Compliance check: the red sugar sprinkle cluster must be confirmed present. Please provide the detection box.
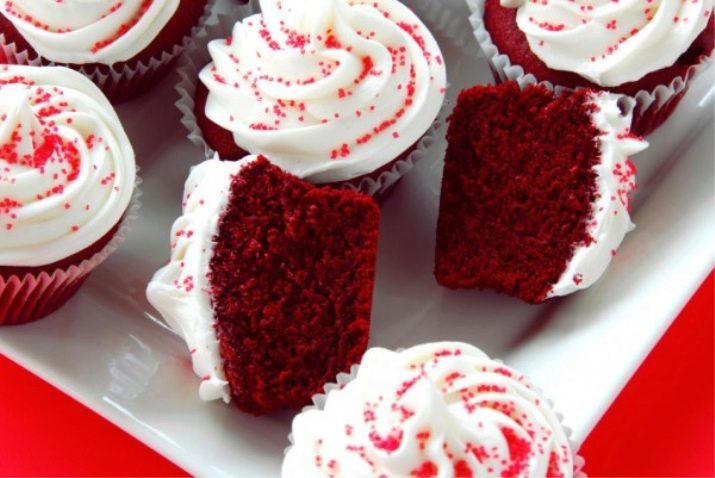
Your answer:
[307,346,567,476]
[435,82,607,303]
[0,77,110,233]
[199,0,444,162]
[208,156,379,414]
[4,0,154,52]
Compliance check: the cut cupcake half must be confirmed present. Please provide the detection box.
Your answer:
[435,81,648,303]
[147,155,380,414]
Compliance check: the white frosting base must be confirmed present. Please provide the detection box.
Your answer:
[548,92,648,298]
[502,0,713,86]
[146,156,257,403]
[1,0,180,65]
[200,0,446,183]
[0,65,135,267]
[283,342,574,478]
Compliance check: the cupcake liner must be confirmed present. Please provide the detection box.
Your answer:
[465,0,713,136]
[286,355,586,477]
[0,0,217,103]
[176,9,447,198]
[0,177,143,326]
[340,104,447,198]
[175,9,258,159]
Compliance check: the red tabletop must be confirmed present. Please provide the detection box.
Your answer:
[0,272,713,477]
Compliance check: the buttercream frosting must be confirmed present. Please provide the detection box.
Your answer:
[0,65,135,267]
[146,156,258,403]
[1,0,180,65]
[283,342,574,478]
[548,92,647,298]
[200,0,447,183]
[500,0,714,86]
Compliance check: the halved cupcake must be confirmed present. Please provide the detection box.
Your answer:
[0,65,137,325]
[435,82,647,303]
[146,155,380,413]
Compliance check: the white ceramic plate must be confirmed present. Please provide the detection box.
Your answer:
[1,1,713,476]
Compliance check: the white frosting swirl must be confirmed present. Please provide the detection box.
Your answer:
[146,156,258,403]
[200,0,446,183]
[0,65,135,267]
[500,0,713,86]
[283,342,574,478]
[548,92,647,298]
[1,0,180,65]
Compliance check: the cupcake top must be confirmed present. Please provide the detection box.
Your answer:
[0,0,180,65]
[0,65,135,267]
[200,0,447,183]
[283,342,575,477]
[500,0,713,86]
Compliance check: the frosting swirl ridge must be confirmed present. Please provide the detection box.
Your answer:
[0,65,135,267]
[501,0,713,86]
[283,342,574,477]
[200,0,446,183]
[1,0,180,65]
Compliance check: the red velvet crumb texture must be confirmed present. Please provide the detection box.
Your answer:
[209,156,380,414]
[0,0,210,101]
[483,0,715,98]
[435,81,603,304]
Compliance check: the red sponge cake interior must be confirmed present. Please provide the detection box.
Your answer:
[435,82,601,303]
[209,157,379,414]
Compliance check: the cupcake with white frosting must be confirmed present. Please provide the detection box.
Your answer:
[0,0,214,102]
[179,0,447,197]
[0,65,137,325]
[283,342,581,477]
[466,0,714,135]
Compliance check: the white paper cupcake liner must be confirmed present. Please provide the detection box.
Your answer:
[0,176,142,326]
[0,0,217,102]
[285,352,586,477]
[176,8,447,197]
[465,0,713,135]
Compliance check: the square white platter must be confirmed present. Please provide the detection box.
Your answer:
[0,0,713,476]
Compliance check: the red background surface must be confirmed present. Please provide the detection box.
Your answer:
[0,273,713,477]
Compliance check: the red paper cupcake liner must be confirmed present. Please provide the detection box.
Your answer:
[465,0,713,136]
[0,0,216,103]
[175,10,446,198]
[0,180,142,326]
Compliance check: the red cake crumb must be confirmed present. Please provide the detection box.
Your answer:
[435,82,602,303]
[209,156,380,414]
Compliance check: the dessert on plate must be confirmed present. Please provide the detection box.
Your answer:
[435,81,648,303]
[183,0,447,196]
[0,0,212,102]
[467,0,714,135]
[146,155,380,414]
[283,342,580,477]
[0,65,137,325]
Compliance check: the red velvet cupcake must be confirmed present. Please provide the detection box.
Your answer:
[435,82,647,303]
[0,0,212,102]
[146,155,379,414]
[466,0,714,136]
[177,0,447,198]
[0,65,137,325]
